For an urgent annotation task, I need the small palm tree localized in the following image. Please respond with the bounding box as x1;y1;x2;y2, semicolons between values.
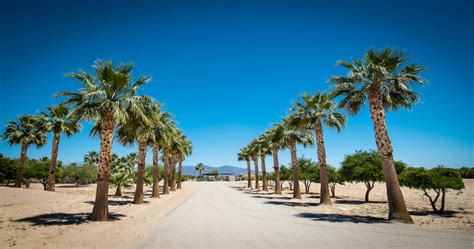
38;104;82;191
266;124;285;194
195;163;205;176
59;60;152;221
237;147;252;188
290;92;346;204
330;47;426;223
2;115;47;187
280;115;313;199
110;172;134;196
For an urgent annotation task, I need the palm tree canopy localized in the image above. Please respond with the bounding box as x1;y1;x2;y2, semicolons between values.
257;133;272;156
2;115;47;148
237;146;251;162
83;151;99;165
280;115;313;148
290;92;346;132
330;47;426;114
59;60;154;129
195;163;205;172
38;104;82;136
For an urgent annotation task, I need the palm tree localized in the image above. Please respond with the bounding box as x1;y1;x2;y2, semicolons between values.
266;124;285;194
84;151;99;165
330;47;426;223
2;115;47;187
248;139;260;189
177;135;192;189
38;104;82;191
290;92;346;205
59;60;152;221
110;172;134;196
280;115;313;199
117;100;159;204
151;111;173;198
257;134;272;191
237;146;252;188
195;163;205;176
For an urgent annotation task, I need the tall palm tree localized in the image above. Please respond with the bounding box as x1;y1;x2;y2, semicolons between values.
237;146;252;188
38;104;82;191
168;128;183;191
248;139;260;189
151;111;173;198
59;60;152;221
280;115;313;199
117;100;159;204
330;47;426;223
290;92;346;205
177;135;192;189
2;115;47;187
195;163;205;176
161;125;179;194
266;124;285;194
257;134;272;191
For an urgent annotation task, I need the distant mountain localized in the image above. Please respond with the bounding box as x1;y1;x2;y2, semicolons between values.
181;165;253;176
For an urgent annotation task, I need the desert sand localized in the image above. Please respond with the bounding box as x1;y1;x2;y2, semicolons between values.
0;182;201;248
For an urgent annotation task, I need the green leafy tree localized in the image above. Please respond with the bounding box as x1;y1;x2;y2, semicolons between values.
340;150;406;202
400;167;464;214
458;167;474;179
331;48;426;223
327;166;344;197
2;115;47;187
209;168;220;175
298;158;318;193
38;104;81;191
0;157;18;185
62;163;98;186
24;157;63;190
280;165;293;190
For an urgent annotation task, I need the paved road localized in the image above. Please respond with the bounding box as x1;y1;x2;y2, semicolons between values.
143;182;473;248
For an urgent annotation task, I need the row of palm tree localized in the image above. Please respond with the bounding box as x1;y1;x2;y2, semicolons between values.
2;60;192;221
238;48;426;224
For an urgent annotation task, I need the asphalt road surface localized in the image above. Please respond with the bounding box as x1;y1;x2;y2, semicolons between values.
143;182;473;248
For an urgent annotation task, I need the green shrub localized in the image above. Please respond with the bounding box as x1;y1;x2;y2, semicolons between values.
62;163;98;185
0;157;18;185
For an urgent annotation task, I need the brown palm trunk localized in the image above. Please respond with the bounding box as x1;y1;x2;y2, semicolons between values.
272;144;282;194
115;185;122;196
315;121;331;205
133;138;148;204
162;149;170;194
253;156;259;189
290;142;301;199
152;144;160;198
46;133;61;191
170;156;177;191
92;114;115;221
368;89;413;223
14;142;29;188
260;154;268;191
177;159;183;189
246;160;252;188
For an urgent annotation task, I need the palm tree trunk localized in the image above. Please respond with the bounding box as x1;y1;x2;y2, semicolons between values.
290;142;301;199
92;115;115;221
260;154;268;191
315;121;331;205
133;138;148;204
177;159;183;189
115;185;122;196
272;144;282;195
152;144;160;198
170;156;177;191
253;156;259;189
46;133;61;191
14;142;29;188
368;89;413;223
246;160;252;188
162;149;170;195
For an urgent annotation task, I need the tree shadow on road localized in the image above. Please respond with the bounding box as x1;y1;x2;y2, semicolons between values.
15;212;125;226
84;200;149;206
295;212;388;224
264;201;320;207
335;199;387;205
251;195;292;200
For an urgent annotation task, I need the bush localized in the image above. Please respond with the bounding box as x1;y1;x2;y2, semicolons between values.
0;157;18;185
458;167;474;179
298;158;318;193
24;157;63;190
400;166;464;213
279;165;292;190
62;163;98;185
327;166;344;197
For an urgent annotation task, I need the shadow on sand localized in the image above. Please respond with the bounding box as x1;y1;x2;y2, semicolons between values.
296;212;388;224
408;210;466;218
264;201;320;207
335;199;387;205
15;212;125;226
84;200;150;206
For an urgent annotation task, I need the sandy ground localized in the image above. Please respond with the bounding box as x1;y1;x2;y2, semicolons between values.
239;179;474;229
144;182;473;248
0;182;201;248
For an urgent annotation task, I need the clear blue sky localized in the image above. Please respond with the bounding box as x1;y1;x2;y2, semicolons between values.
1;0;473;169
